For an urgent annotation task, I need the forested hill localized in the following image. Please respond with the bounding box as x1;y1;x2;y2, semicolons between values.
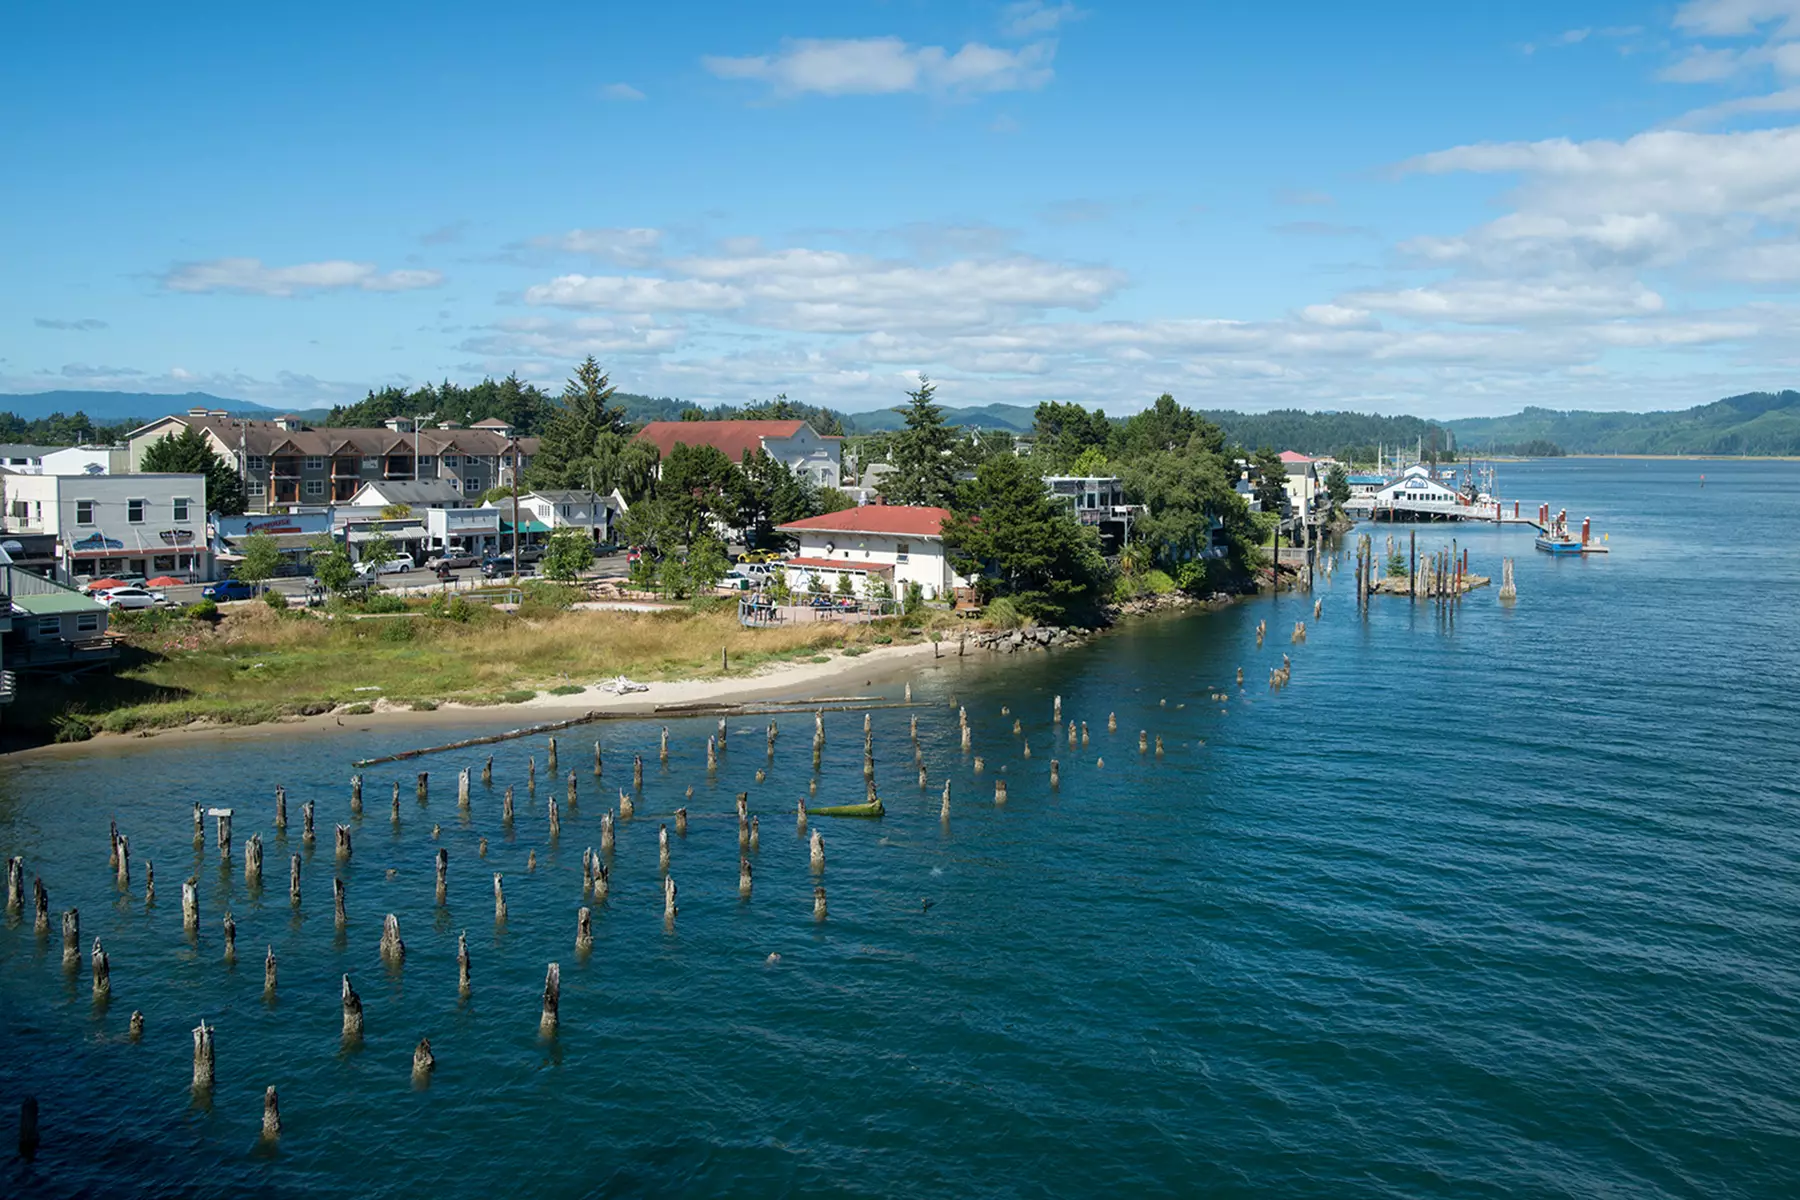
1446;392;1800;456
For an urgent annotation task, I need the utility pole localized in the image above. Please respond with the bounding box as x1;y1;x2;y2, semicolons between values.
509;434;521;584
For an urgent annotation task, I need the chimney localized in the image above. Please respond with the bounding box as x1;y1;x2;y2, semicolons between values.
274;415;301;431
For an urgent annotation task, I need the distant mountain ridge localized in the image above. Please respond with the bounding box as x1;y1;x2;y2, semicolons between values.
1445;391;1800;456
0;390;280;425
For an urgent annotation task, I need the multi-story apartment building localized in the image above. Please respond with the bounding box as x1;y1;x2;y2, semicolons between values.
126;409;540;513
1;471;210;582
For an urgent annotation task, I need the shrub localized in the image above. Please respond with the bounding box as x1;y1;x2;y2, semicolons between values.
872;634;893;645
184;599;219;622
426;592;475;623
809;655;831;664
340;702;375;716
547;684;584;696
1141;569;1176;595
52;709;94;743
499;689;536;704
408;698;439;711
378;619;416;643
984;595;1027;629
262;589;289;611
361;593;408;615
842;646;867;657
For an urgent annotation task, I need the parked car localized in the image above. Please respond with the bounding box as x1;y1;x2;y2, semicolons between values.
97;585;167;611
355;553;415;578
482;554;538;579
737;549;783;564
425;550;480;571
201;579;259;602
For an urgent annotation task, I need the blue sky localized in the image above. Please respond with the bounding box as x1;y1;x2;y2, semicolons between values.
7;0;1800;417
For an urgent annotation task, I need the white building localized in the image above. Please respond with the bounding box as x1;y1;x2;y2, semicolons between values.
344;479;470;510
426;506;504;558
0;444;129;475
776;505;966;600
0;471;209;581
1371;464;1463;514
634;420;843;488
489;489;625;542
1278;451;1324;523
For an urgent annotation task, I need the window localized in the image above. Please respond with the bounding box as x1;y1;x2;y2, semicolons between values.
896;541;910;563
304;480;325;498
75;500;95;525
246;455;266;472
361;456;379;470
247;480;266;497
8;500;24;521
417;455;434;470
463;478;483;494
304;456;325;471
38;616;60;636
443;454;460;468
33;501;41;522
173;498;190;521
127;499;146;523
76;613;100;633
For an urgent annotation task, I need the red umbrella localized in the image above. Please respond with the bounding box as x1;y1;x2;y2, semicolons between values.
146;575;186;588
84;577;126;592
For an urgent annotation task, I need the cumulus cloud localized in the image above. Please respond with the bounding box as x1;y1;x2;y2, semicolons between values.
532;227;664;267
1001;1;1084;37
163;258;444;296
601;82;645;101
703;36;1055;97
1344;279;1666;324
34;317;108;331
1673;0;1800;37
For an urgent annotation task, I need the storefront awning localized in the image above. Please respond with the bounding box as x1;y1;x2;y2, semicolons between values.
226;532;319;552
347;524;427;543
499;519;553;535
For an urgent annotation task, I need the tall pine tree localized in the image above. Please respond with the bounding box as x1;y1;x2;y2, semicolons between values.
883;376;959;507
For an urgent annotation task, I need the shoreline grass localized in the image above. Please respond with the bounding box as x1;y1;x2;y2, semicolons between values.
26;594;967;744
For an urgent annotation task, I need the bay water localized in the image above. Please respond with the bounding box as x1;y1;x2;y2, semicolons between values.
3;457;1798;1198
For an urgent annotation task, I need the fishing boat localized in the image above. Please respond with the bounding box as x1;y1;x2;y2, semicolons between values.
1534;511;1609;555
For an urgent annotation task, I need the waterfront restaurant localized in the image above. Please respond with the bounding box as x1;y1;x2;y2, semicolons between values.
775;504;967;600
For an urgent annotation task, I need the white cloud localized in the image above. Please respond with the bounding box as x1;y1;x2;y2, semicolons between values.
703;36;1055;97
534;227;664;267
601;82;645;101
163;258;444;296
522;275;743;312
35;317;108;331
1660;45;1750;81
1345;279;1666;324
1001;1;1084;37
1673;0;1800;37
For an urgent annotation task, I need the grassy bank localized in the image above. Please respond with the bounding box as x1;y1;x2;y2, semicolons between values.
30;592;964;744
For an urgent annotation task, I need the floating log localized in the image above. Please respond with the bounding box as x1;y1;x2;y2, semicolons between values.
457;931;471;995
540;963;560;1036
342;975;363;1039
435;848;448;905
290;855;302;908
351;719;612;766
192;1020;214;1092
493;874;507;923
92;937;109;1001
813;886;827;921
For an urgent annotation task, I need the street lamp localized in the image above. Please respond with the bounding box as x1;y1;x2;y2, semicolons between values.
411;413;437;481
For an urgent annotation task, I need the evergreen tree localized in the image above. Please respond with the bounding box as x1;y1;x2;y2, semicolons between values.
140;426;246;515
1252;448;1289;516
943;453;1109;624
1325;463;1352;509
527;357;633;490
883;376;959;507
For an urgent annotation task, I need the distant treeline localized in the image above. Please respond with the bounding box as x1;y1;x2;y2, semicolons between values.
1447;392;1800;456
0;410;135;446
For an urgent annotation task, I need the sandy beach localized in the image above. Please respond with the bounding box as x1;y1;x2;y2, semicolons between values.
24;637;983;760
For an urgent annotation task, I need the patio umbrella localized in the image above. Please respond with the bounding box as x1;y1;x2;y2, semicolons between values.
84;577;126;592
146;575;186;588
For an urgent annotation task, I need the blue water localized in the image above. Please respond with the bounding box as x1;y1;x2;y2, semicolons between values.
3;458;1799;1198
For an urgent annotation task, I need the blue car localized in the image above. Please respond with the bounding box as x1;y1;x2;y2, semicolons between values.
202;579;259;602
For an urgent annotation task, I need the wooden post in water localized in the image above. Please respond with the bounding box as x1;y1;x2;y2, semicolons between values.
60;908;79;966
380;914;404;963
215;810;232;863
567;771;578;811
493;874;508;923
192;1021;214;1093
540;963;560;1036
813;885;828;921
1409;530;1416;603
593;741;602;776
718;716;728;750
115;836;130;889
675;807;688;836
633;755;643;791
577;906;594;951
458;768;470;809
33;878;49;936
484;755;494;785
601;812;614;854
333;877;346;931
289;854;302;908
7;856;25;914
810;830;825;872
547;795;560;840
92;937;110;1001
222;911;236;963
336;824;352;862
391;782;401;825
193;802;205;847
244;834;263;886
435;848;448;905
547;736;557;774
262;1087;281;1140
417;772;429;804
351;774;363;814
302;800;315;846
502;786;515;823
457;931;471;996
342;975;363;1039
659;824;671;873
182;878;198;932
263;946;277;998
274;785;287;830
145;859;154;904
995;778;1008;805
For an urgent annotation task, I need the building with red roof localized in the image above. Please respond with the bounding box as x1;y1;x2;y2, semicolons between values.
774;504;966;601
634;420;842;488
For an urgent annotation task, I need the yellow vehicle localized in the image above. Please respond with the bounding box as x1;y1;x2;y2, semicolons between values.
737;549;783;564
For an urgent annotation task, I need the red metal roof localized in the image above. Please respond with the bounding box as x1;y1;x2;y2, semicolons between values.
777;505;952;538
782;557;894;572
634;420;809;462
1278;450;1314;463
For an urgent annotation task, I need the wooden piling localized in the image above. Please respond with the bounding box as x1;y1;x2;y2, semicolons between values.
380;913;404;963
502;786;515;823
810;830;825;872
601;811;615;854
261;1087;280;1140
91;937;110;1001
435;848;448;905
414;1038;435;1079
342;975;363;1039
6;856;22;913
540;963;560;1035
302;800;315;845
493;873;508;923
333;877;347;931
659;824;671;873
567;771;578;810
391;782;401;825
458;768;470;809
222;911;236;963
192;1020;214;1092
547;795;561;839
61;908;78;965
1049;759;1060;789
274;785;287;830
215;810;232;863
417;771;429;804
675;807;688;836
633;755;643;791
457;931;471;995
995;779;1008;805
244;834;263;886
193;802;205;847
264;946;277;997
115;835;130;889
813;885;827;921
128;1010;143;1041
351;774;363;814
593;741;602;775
289;854;302;907
336;824;353;862
547;735;558;774
182;878;198;932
